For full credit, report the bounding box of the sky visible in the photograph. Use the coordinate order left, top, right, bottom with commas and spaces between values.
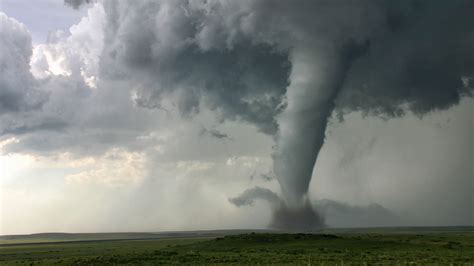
0, 0, 473, 235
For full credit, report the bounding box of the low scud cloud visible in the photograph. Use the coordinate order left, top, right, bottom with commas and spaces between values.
0, 0, 473, 232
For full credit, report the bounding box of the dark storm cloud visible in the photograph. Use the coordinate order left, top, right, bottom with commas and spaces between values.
0, 13, 48, 115
64, 0, 92, 9
97, 0, 474, 127
200, 127, 232, 140
337, 0, 474, 118
98, 0, 382, 134
0, 119, 67, 136
107, 42, 290, 134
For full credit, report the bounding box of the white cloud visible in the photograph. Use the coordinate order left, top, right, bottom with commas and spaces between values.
30, 3, 105, 88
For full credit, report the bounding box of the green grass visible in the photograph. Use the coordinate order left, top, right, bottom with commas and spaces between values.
1, 231, 473, 265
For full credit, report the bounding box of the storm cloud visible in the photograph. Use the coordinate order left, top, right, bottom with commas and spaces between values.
337, 0, 474, 118
0, 0, 472, 233
0, 13, 47, 115
74, 0, 474, 230
64, 0, 92, 9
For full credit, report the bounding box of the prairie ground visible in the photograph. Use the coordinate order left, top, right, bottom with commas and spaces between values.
1, 228, 473, 265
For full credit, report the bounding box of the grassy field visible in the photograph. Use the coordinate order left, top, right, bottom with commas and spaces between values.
1, 229, 473, 265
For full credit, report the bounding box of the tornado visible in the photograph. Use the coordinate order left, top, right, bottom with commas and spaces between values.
234, 41, 369, 230
274, 44, 342, 208
272, 45, 342, 229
